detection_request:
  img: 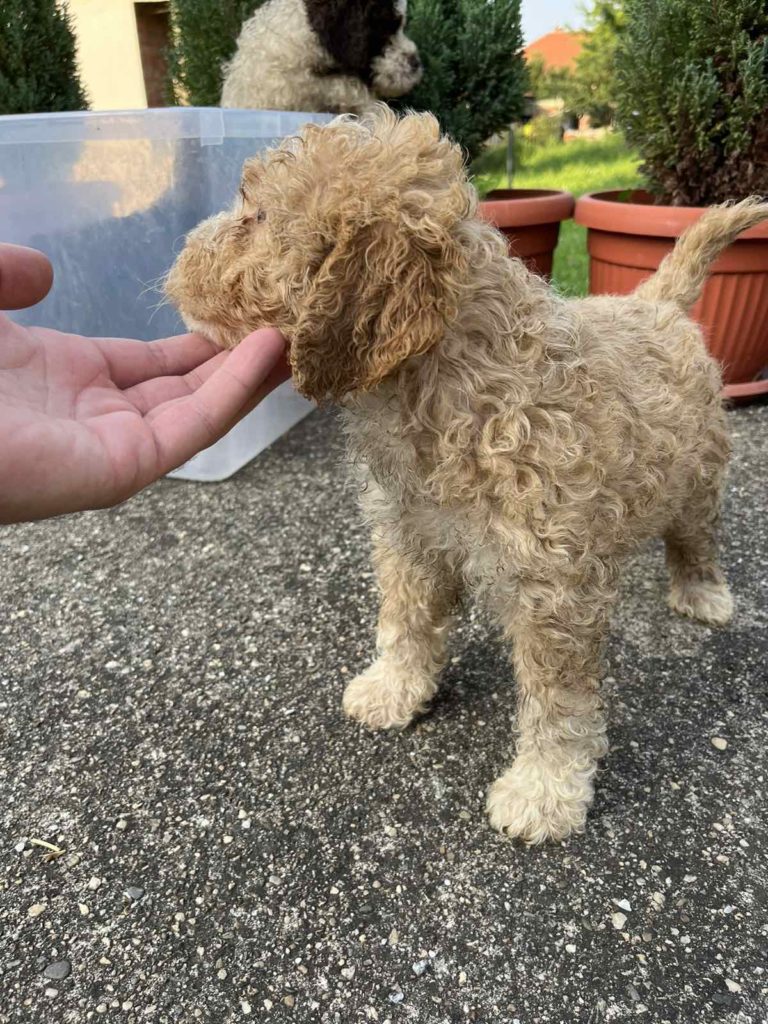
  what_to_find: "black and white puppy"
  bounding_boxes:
[221,0,422,113]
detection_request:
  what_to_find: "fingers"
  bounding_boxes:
[122,350,229,413]
[0,244,54,309]
[93,332,222,389]
[95,329,286,390]
[214,350,292,439]
[145,328,289,474]
[124,329,290,414]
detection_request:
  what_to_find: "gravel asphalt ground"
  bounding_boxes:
[1,402,766,1024]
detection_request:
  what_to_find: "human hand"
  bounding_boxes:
[0,244,290,524]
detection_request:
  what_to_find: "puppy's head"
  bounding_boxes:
[306,0,422,98]
[166,108,473,402]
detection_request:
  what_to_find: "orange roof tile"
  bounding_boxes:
[524,29,586,71]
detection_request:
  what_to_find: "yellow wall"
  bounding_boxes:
[70,0,148,110]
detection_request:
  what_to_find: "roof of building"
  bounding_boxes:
[524,28,586,71]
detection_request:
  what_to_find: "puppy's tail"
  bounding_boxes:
[635,196,768,311]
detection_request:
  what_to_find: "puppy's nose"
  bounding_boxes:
[408,53,422,74]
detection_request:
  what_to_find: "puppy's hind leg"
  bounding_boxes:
[666,477,732,627]
[487,572,614,843]
[343,531,458,731]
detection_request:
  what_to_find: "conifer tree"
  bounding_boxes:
[167,0,264,105]
[399,0,527,162]
[0,0,88,114]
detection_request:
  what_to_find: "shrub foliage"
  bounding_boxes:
[616,0,768,205]
[0,0,88,114]
[397,0,527,163]
[167,0,264,105]
[569,0,625,126]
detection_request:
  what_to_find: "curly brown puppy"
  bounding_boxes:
[167,109,768,843]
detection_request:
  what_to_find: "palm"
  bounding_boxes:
[0,315,288,523]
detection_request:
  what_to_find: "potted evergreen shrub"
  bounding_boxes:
[575,0,768,396]
[400,0,574,278]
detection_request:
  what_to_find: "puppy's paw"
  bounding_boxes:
[486,754,596,844]
[342,659,434,730]
[669,577,733,627]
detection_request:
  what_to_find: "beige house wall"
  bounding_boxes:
[70,0,149,110]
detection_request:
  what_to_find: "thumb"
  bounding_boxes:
[0,244,54,309]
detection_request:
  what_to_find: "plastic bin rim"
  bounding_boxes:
[0,107,332,145]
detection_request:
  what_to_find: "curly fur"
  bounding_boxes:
[221,0,421,114]
[167,109,768,843]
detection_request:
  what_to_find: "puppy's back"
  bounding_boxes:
[221,0,316,109]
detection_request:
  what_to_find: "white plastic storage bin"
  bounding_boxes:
[0,107,327,481]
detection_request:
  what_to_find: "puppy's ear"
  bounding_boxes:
[289,113,471,402]
[304,0,388,80]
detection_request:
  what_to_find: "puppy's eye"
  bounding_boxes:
[256,209,267,223]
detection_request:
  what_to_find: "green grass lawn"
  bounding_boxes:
[472,133,642,295]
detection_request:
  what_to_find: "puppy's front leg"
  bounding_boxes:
[487,574,614,843]
[343,530,458,730]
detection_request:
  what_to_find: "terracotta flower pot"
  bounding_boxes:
[575,190,768,398]
[479,189,575,279]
